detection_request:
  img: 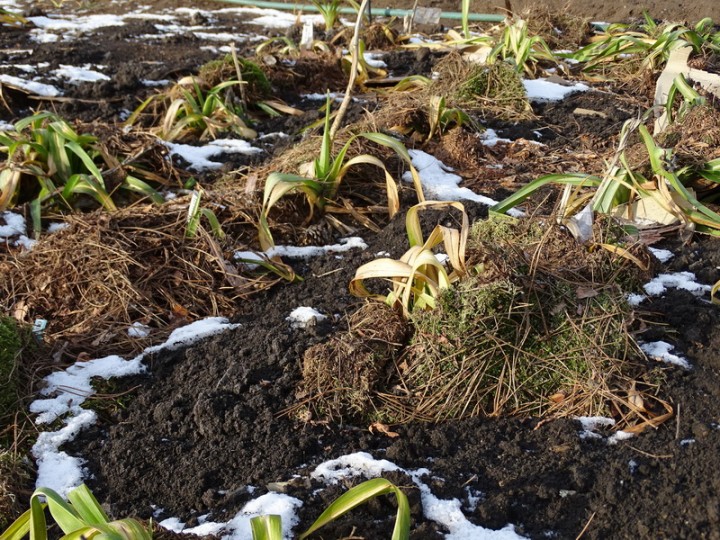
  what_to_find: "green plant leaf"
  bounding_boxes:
[358,131,425,202]
[123,175,165,204]
[317,95,334,179]
[299,478,410,540]
[65,484,109,525]
[0,508,32,540]
[33,488,85,535]
[250,515,283,540]
[492,173,601,215]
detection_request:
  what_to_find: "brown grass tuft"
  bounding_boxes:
[299,302,408,421]
[0,191,284,359]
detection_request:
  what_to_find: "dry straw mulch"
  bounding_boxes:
[1,192,282,358]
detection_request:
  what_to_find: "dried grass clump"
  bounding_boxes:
[659,105,720,164]
[263,53,347,94]
[453,60,532,120]
[379,215,669,429]
[521,5,592,50]
[198,55,272,100]
[299,302,408,421]
[0,195,278,358]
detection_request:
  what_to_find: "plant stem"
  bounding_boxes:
[329,0,370,140]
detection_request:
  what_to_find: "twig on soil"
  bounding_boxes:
[313,267,343,278]
[575,511,596,540]
[675,402,681,439]
[628,445,673,459]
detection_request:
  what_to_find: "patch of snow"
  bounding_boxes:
[607,431,634,445]
[480,128,512,147]
[32,410,97,497]
[5,64,36,73]
[47,222,70,233]
[522,78,590,102]
[0,211,26,237]
[144,318,240,354]
[52,65,110,83]
[411,470,524,539]
[165,139,262,171]
[648,247,673,263]
[192,31,252,42]
[364,52,387,68]
[141,78,171,87]
[125,12,177,22]
[311,452,402,483]
[626,293,646,306]
[302,92,359,103]
[30,355,147,425]
[184,521,226,536]
[0,213,34,249]
[464,486,484,512]
[642,271,710,297]
[28,14,126,34]
[234,237,368,264]
[640,340,691,369]
[258,132,289,140]
[243,8,325,29]
[128,322,151,338]
[0,121,14,131]
[14,235,36,251]
[223,493,303,540]
[286,307,327,329]
[159,517,185,533]
[402,150,524,217]
[680,438,696,446]
[0,74,62,96]
[575,416,632,444]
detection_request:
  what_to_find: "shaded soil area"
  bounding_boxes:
[2,1,720,539]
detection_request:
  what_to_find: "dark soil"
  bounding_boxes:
[3,1,720,539]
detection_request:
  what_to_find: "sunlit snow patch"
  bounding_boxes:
[522,78,589,102]
[232,7,325,29]
[128,322,151,338]
[480,128,512,147]
[648,247,673,263]
[0,211,26,237]
[640,341,691,369]
[402,150,524,217]
[52,65,110,83]
[630,270,711,306]
[643,271,711,297]
[234,237,368,266]
[0,210,36,250]
[0,74,62,96]
[28,14,125,41]
[165,139,262,171]
[286,307,327,329]
[575,416,633,445]
[29,317,240,495]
